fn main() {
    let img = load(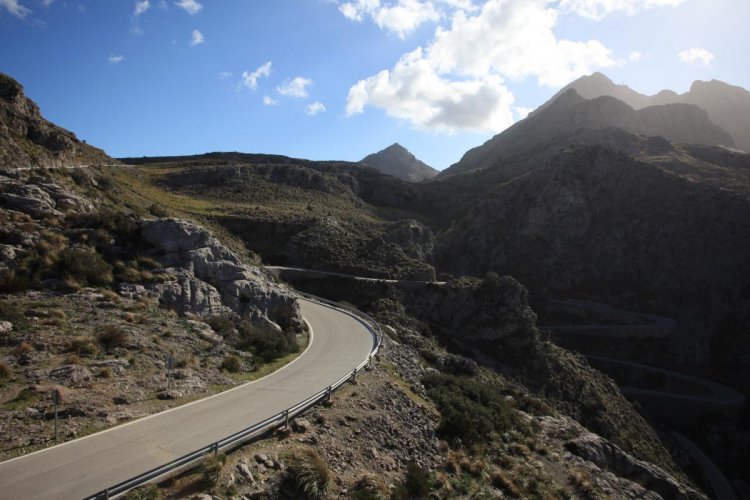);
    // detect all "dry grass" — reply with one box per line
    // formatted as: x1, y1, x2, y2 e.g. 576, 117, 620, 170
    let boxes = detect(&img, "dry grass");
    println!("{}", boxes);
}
285, 447, 332, 500
12, 341, 34, 355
